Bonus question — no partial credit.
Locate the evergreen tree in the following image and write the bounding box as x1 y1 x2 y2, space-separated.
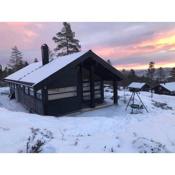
147 61 155 81
24 61 29 66
127 69 138 83
170 67 175 79
0 64 2 81
157 67 165 82
52 22 81 57
121 69 127 76
34 58 38 62
8 46 25 72
129 69 136 77
49 49 55 60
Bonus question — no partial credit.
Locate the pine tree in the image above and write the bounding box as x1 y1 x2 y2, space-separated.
157 67 165 82
170 67 175 79
8 46 25 72
0 64 2 81
129 69 136 77
34 58 38 62
24 61 29 66
52 22 81 57
147 61 155 81
49 49 55 61
121 69 127 76
127 69 138 83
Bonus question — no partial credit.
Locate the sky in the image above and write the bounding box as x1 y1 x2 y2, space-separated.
1 22 175 70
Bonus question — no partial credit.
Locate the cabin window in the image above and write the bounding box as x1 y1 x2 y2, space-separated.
48 86 77 100
36 90 42 99
29 88 34 96
24 87 29 94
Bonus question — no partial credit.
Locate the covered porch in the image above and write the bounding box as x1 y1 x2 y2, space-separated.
77 57 120 109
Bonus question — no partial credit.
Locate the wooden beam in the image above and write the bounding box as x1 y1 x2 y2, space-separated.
90 65 95 108
113 79 118 105
78 64 83 108
101 79 104 101
42 86 48 115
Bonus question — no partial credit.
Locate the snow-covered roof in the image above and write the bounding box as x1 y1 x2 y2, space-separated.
128 82 146 89
5 62 42 82
160 82 175 92
5 51 87 85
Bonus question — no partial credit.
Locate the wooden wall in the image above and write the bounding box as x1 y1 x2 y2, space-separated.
15 85 44 114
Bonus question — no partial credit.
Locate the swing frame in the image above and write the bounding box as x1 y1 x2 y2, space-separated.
125 90 148 113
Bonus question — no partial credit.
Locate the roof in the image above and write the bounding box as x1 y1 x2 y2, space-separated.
5 62 42 82
5 50 123 87
128 82 146 89
160 82 175 92
5 51 86 84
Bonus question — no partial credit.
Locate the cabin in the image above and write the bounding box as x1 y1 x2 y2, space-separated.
4 44 123 116
152 82 175 96
128 82 150 92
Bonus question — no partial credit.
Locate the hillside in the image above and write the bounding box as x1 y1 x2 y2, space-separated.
0 87 175 153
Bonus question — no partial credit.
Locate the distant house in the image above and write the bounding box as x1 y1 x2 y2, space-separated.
152 82 175 96
4 44 123 116
128 82 150 92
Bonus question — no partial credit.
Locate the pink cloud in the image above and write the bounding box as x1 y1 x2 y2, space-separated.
0 22 40 50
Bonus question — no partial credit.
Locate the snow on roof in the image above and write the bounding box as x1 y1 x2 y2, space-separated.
5 62 42 82
160 82 175 92
128 82 146 89
5 51 87 85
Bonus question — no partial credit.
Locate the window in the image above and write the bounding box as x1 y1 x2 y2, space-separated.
48 86 77 101
24 87 28 94
36 90 42 99
29 88 34 96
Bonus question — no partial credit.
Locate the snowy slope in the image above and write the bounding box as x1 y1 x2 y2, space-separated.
0 87 175 153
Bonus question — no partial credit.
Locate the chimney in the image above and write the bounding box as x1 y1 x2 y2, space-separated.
41 44 49 65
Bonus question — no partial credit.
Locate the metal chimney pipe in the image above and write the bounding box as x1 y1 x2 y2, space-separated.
41 44 49 65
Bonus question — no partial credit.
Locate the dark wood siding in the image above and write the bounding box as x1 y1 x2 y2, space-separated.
153 85 171 95
46 66 82 116
15 85 44 114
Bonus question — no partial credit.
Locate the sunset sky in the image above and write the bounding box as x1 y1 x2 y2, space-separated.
1 22 175 70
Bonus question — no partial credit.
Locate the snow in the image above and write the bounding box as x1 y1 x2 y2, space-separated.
128 82 145 89
160 82 175 92
5 51 87 84
0 86 175 153
5 62 42 82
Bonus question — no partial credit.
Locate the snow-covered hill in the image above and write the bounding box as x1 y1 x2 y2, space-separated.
0 87 175 153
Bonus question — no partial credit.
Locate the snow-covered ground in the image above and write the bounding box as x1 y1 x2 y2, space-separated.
0 86 175 153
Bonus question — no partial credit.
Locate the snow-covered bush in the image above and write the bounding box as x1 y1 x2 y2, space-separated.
21 128 54 153
133 137 169 153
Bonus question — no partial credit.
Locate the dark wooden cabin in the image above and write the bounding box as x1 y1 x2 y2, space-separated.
152 82 175 96
4 44 123 116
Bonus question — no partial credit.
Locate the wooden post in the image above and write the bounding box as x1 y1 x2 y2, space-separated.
90 65 95 108
78 64 83 108
113 79 118 105
101 79 104 101
42 86 48 115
